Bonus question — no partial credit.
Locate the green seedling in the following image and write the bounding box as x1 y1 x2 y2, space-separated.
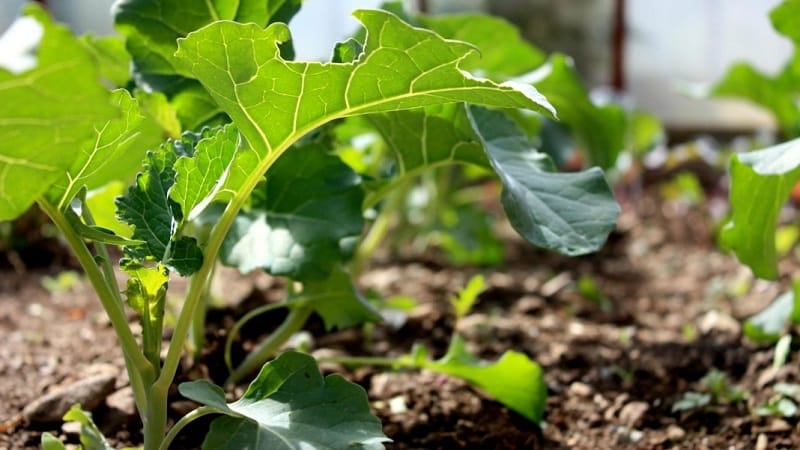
320 274 548 423
672 369 746 413
756 383 800 418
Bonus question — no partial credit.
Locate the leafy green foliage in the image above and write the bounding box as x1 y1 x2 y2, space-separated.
720 139 800 279
125 263 169 367
46 89 157 210
302 267 381 330
418 13 546 79
116 132 204 275
743 281 800 343
220 144 364 281
179 352 389 450
757 383 800 418
174 9 554 165
712 0 800 137
451 274 485 320
40 404 115 450
0 5 119 220
531 55 626 169
468 106 620 256
404 337 547 423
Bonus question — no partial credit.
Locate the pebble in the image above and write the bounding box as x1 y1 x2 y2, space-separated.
619 401 649 428
106 386 136 416
568 382 593 398
23 372 117 423
756 433 768 450
666 424 686 441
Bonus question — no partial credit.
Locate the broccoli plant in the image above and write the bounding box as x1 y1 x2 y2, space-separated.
0 1 620 448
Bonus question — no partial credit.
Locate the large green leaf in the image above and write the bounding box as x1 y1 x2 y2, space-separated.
45 89 154 210
220 144 364 281
0 5 118 221
468 106 619 256
113 0 300 84
174 9 555 168
418 13 546 79
368 103 486 181
179 351 389 450
720 139 800 279
531 54 626 169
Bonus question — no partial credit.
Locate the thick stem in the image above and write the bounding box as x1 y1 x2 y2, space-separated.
142 382 169 450
226 305 313 386
351 180 411 276
37 200 153 398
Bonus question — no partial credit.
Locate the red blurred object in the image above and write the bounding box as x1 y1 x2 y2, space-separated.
792 181 800 206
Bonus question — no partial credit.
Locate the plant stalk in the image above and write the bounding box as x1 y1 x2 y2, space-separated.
37 200 154 414
226 305 313 386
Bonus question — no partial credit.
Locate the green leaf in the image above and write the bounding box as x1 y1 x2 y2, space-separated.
303 267 381 330
220 144 364 281
743 290 795 343
85 181 135 238
451 274 485 320
422 336 546 422
531 54 626 169
368 103 487 182
771 0 800 44
179 351 389 450
62 404 115 450
171 124 240 221
46 89 153 210
712 63 800 138
672 392 712 413
720 139 800 279
116 131 207 275
174 9 555 168
79 35 132 87
418 13 546 78
40 433 66 450
114 0 299 85
468 106 620 256
0 5 119 221
124 263 169 367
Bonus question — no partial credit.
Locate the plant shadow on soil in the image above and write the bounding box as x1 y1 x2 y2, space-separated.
1 183 800 449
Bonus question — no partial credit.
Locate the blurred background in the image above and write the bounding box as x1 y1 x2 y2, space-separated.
0 0 792 135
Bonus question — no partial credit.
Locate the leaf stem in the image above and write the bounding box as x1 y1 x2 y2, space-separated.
158 406 218 450
226 305 313 386
224 301 289 372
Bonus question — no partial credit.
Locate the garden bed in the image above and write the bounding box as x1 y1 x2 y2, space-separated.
2 183 798 449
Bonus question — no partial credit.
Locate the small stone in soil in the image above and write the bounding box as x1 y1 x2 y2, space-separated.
618 401 649 428
666 424 686 441
22 372 117 423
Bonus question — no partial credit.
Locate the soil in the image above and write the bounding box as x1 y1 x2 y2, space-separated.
1 176 799 449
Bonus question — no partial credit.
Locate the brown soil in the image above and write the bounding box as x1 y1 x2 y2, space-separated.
1 185 799 449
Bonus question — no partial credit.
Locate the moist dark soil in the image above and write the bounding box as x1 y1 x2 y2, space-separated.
1 181 799 449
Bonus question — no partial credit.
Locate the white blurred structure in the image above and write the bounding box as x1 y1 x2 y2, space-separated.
627 0 792 130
